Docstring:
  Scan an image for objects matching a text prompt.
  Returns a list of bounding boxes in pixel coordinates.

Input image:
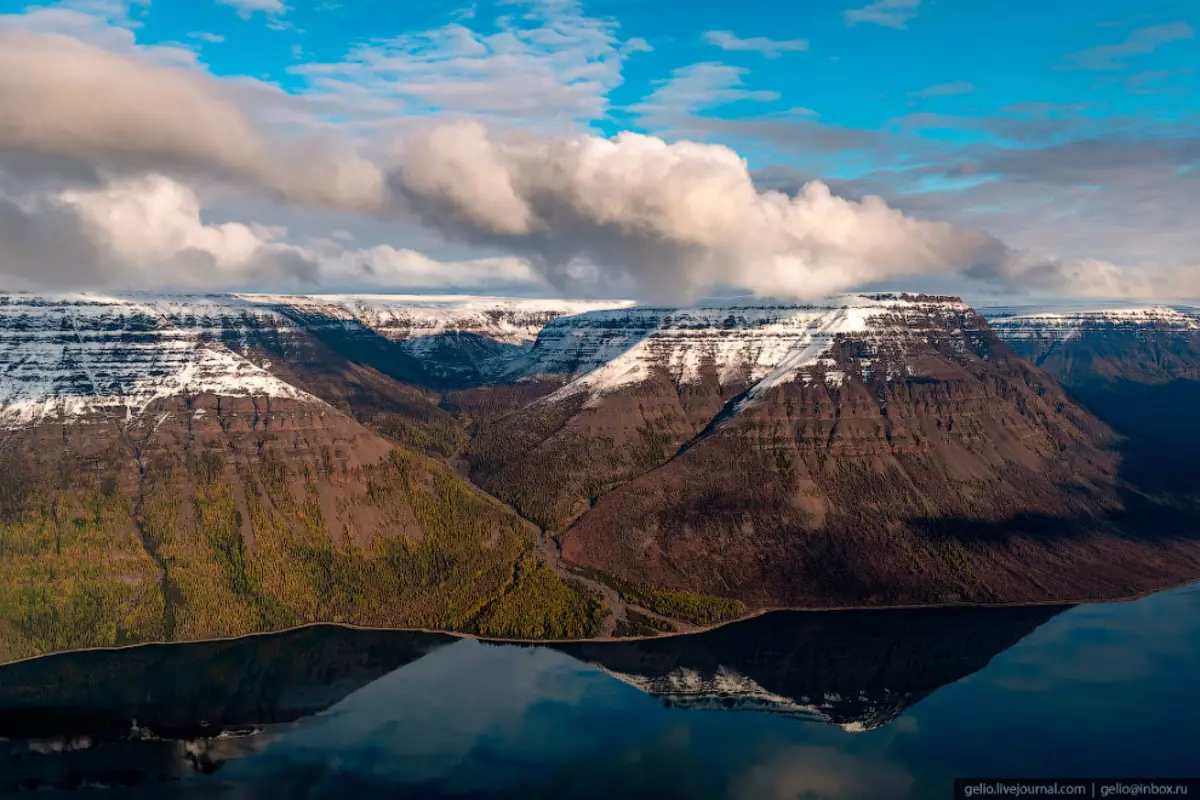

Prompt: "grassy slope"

[0,444,605,664]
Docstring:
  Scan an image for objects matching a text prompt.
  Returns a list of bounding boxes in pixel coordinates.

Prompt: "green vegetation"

[466,403,686,533]
[375,412,464,459]
[0,438,552,664]
[475,558,608,640]
[632,419,676,471]
[613,608,678,638]
[623,587,746,626]
[0,456,164,663]
[567,563,747,626]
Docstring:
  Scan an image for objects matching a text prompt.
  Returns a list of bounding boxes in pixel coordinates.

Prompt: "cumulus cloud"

[391,121,1020,302]
[0,172,550,295]
[0,5,1193,305]
[0,174,318,289]
[0,30,386,211]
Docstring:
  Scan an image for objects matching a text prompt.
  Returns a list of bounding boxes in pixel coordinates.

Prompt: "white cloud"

[633,62,779,128]
[703,30,809,58]
[218,0,287,19]
[844,0,922,29]
[391,121,1013,302]
[0,0,1195,305]
[0,174,317,289]
[0,29,386,210]
[189,31,226,44]
[320,247,547,292]
[0,173,550,294]
[289,0,631,131]
[61,174,278,271]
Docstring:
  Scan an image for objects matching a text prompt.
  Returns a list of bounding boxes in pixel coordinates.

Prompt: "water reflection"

[1,587,1198,798]
[0,628,449,791]
[557,605,1062,731]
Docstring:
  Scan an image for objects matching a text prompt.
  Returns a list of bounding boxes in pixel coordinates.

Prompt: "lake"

[2,584,1199,798]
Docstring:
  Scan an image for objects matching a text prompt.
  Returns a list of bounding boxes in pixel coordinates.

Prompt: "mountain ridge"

[3,290,1200,661]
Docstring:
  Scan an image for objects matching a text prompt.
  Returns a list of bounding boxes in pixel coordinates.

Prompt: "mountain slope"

[0,293,611,663]
[988,305,1200,498]
[466,294,1200,608]
[988,306,1200,387]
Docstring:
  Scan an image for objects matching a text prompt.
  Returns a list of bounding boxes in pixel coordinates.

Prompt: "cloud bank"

[0,8,1194,305]
[0,30,385,211]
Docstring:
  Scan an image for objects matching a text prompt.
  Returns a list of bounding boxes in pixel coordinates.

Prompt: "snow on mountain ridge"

[525,294,976,408]
[0,297,313,429]
[240,293,635,346]
[0,292,637,427]
[987,306,1200,347]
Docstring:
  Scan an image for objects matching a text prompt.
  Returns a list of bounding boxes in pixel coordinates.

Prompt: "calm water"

[2,585,1199,798]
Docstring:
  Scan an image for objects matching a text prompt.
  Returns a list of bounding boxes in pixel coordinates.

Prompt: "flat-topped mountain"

[986,304,1200,498]
[2,291,1200,661]
[468,293,1200,608]
[987,305,1200,386]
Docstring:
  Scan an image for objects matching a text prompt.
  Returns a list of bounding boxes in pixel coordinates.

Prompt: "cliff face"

[468,295,1036,533]
[986,305,1200,503]
[988,306,1200,387]
[3,292,1200,656]
[537,297,1178,607]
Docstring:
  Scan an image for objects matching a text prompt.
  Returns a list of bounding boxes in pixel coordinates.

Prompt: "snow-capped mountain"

[247,293,634,348]
[0,294,311,428]
[0,292,632,428]
[985,304,1200,386]
[516,293,984,407]
[988,305,1200,347]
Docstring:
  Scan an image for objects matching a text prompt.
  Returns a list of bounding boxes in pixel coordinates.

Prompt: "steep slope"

[245,293,633,386]
[988,306,1200,386]
[988,305,1200,498]
[0,294,607,663]
[469,294,1200,608]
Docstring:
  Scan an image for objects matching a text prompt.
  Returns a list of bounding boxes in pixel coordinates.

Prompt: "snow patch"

[0,294,317,428]
[531,294,973,408]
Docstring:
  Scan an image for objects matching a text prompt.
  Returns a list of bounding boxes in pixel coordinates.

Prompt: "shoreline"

[1,579,1196,670]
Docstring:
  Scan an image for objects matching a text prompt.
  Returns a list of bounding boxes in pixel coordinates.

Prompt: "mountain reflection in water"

[556,605,1062,731]
[2,587,1199,799]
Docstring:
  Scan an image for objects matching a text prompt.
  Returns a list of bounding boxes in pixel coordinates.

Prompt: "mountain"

[0,293,618,664]
[3,291,1200,661]
[469,293,1200,608]
[987,305,1200,387]
[987,305,1200,498]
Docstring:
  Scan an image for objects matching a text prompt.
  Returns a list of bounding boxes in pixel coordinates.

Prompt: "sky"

[0,0,1196,303]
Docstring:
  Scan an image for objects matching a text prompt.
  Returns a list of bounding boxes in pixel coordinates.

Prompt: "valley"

[3,292,1200,663]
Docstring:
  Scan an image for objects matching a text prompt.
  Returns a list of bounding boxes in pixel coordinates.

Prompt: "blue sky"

[129,0,1199,144]
[0,0,1196,301]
